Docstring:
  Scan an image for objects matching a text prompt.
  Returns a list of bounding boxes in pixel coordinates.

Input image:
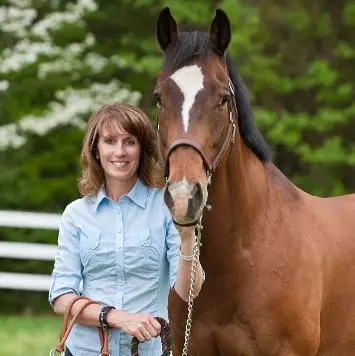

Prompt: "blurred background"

[0,0,354,354]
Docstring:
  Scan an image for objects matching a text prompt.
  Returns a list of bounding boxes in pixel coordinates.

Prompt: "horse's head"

[154,8,237,226]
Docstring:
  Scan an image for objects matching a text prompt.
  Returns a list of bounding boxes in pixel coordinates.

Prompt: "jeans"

[64,348,73,356]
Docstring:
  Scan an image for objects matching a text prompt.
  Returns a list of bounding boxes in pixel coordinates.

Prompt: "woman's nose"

[114,143,126,156]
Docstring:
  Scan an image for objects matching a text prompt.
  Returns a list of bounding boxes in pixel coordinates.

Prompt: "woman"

[49,102,204,356]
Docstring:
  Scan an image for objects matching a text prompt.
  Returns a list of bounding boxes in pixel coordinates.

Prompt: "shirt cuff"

[48,273,81,307]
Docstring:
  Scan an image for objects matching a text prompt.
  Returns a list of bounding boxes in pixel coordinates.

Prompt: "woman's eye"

[126,139,135,145]
[105,139,115,144]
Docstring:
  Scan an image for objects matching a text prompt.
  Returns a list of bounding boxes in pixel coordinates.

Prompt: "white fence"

[0,210,60,291]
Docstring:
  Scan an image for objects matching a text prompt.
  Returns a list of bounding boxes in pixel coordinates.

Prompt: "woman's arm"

[53,293,161,342]
[174,227,204,302]
[164,205,204,302]
[53,292,102,327]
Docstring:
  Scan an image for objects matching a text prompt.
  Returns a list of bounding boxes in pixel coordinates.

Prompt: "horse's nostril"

[186,183,204,220]
[164,182,174,210]
[190,183,203,206]
[191,184,198,196]
[192,183,203,200]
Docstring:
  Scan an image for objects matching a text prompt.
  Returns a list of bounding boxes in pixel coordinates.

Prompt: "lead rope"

[181,215,203,356]
[131,317,172,356]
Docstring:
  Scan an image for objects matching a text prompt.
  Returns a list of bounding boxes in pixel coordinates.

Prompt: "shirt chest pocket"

[79,228,115,268]
[140,226,165,271]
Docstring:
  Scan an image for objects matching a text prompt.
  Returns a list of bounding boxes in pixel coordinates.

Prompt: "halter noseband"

[157,79,237,180]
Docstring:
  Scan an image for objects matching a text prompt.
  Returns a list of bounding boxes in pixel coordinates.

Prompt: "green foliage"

[242,0,355,195]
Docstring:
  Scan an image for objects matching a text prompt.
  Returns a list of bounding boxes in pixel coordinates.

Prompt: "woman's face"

[97,124,141,186]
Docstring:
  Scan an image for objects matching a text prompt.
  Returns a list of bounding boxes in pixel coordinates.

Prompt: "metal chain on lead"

[181,217,203,356]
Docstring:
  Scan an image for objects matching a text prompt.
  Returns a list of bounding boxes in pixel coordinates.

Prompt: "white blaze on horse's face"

[168,178,194,220]
[170,64,204,132]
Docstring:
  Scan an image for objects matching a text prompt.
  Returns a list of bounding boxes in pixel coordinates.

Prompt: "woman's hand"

[107,310,161,342]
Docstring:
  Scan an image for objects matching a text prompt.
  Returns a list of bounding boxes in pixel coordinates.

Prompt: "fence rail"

[0,210,60,229]
[0,210,60,291]
[0,241,57,260]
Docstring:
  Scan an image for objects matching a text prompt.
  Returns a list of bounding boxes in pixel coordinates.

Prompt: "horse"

[154,7,355,356]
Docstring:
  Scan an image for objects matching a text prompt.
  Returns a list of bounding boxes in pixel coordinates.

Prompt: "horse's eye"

[154,94,163,109]
[218,95,230,107]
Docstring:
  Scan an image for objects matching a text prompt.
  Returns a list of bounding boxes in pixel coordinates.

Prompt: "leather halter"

[157,79,237,180]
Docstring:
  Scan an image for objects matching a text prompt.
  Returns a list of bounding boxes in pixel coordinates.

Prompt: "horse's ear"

[209,9,231,56]
[156,7,179,51]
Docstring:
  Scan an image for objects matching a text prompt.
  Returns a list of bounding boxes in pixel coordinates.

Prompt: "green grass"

[0,315,62,356]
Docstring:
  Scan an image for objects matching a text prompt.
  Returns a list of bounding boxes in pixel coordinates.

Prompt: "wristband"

[99,306,115,328]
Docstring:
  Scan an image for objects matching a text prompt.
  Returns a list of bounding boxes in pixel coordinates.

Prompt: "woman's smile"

[111,160,129,168]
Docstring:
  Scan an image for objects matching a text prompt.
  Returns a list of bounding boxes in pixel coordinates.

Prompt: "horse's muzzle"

[164,180,205,226]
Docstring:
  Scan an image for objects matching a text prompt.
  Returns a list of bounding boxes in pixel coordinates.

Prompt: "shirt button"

[118,230,122,234]
[119,282,123,286]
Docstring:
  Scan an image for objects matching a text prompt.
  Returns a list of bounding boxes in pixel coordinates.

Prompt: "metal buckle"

[229,111,236,143]
[228,79,235,97]
[207,171,212,186]
[155,113,160,132]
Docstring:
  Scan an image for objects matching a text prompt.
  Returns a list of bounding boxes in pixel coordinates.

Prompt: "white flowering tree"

[0,0,142,150]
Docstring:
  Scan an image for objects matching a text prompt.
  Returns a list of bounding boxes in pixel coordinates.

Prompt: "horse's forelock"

[163,30,214,72]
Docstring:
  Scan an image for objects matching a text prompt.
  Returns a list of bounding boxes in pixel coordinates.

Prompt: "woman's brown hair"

[78,102,164,197]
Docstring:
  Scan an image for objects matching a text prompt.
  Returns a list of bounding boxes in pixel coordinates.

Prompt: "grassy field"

[0,315,61,356]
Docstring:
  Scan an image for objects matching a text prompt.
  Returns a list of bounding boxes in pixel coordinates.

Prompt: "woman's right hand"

[107,309,161,342]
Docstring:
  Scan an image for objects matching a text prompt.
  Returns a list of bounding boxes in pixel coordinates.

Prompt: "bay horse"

[154,7,355,356]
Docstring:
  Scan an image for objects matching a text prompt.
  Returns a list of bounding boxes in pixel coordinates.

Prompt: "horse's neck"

[211,143,271,219]
[202,143,288,261]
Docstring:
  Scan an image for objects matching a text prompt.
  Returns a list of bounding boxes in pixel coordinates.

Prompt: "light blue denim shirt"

[49,178,180,356]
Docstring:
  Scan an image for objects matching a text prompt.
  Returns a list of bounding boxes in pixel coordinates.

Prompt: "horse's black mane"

[163,29,271,162]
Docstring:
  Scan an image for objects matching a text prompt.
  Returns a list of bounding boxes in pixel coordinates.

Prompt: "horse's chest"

[187,322,261,356]
[174,294,288,356]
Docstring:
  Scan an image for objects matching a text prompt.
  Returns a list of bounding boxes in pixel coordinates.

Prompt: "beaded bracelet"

[179,247,194,262]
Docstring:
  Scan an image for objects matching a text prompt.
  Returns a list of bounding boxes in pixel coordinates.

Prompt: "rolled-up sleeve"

[164,206,180,288]
[48,205,82,306]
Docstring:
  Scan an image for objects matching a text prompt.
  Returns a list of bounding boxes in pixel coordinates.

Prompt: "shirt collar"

[93,178,149,211]
[93,187,107,211]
